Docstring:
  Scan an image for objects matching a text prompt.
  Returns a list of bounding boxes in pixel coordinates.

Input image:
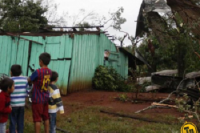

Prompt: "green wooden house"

[0,31,140,95]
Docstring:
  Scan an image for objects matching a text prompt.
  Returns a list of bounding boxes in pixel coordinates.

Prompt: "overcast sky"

[53,0,143,46]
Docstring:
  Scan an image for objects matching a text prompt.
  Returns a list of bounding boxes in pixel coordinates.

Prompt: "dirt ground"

[22,90,198,132]
[62,90,182,118]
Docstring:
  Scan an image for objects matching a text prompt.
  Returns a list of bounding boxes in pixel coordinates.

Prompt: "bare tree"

[41,0,67,26]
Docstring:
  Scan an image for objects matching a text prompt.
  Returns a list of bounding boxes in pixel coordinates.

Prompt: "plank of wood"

[151,102,178,108]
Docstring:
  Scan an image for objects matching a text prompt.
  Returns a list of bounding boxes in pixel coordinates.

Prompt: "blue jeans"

[0,122,6,133]
[49,113,57,133]
[9,107,24,133]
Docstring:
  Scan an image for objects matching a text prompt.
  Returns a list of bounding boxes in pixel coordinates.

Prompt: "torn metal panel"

[136,1,148,36]
[136,0,200,39]
[177,77,200,101]
[143,0,171,13]
[137,77,151,85]
[7,33,43,45]
[151,69,200,100]
[151,74,182,91]
[185,71,200,78]
[136,0,171,37]
[136,2,169,43]
[152,69,177,76]
[145,85,161,92]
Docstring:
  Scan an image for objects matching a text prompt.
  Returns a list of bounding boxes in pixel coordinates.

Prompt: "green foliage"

[176,93,200,121]
[92,65,130,92]
[111,7,126,31]
[118,94,129,102]
[0,0,48,32]
[138,12,200,74]
[166,21,200,73]
[138,35,177,72]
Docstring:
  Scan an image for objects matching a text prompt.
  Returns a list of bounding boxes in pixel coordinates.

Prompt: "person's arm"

[28,71,38,84]
[0,98,12,114]
[27,78,32,84]
[57,89,64,114]
[25,83,32,94]
[57,102,64,114]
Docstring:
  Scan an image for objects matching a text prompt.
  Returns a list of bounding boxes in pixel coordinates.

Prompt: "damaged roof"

[0,25,105,36]
[119,47,144,65]
[136,0,171,37]
[136,0,200,38]
[143,0,171,12]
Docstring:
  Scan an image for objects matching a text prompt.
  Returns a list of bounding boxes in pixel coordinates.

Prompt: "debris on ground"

[145,85,161,92]
[137,77,151,85]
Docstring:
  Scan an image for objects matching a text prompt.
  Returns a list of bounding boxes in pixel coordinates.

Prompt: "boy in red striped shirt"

[28,53,52,133]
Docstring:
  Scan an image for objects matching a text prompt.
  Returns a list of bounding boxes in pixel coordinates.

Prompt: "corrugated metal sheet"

[117,52,129,79]
[105,50,128,79]
[0,36,29,76]
[47,35,73,94]
[68,34,121,92]
[68,35,99,92]
[25,35,73,95]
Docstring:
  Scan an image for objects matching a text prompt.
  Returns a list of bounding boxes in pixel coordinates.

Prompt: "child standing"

[48,71,64,133]
[28,53,52,133]
[9,64,30,133]
[0,78,14,133]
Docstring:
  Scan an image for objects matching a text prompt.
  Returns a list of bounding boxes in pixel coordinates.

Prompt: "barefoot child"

[48,71,64,133]
[0,78,14,133]
[28,53,52,133]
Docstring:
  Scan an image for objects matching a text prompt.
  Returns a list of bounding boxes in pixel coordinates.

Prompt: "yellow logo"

[41,75,50,92]
[181,121,198,133]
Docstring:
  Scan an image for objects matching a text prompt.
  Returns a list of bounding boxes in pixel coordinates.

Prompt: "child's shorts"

[32,103,49,122]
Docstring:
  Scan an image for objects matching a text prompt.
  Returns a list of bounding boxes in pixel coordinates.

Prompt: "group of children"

[0,52,64,133]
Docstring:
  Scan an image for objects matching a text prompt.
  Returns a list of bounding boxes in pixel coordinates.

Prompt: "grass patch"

[7,103,183,133]
[57,106,182,133]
